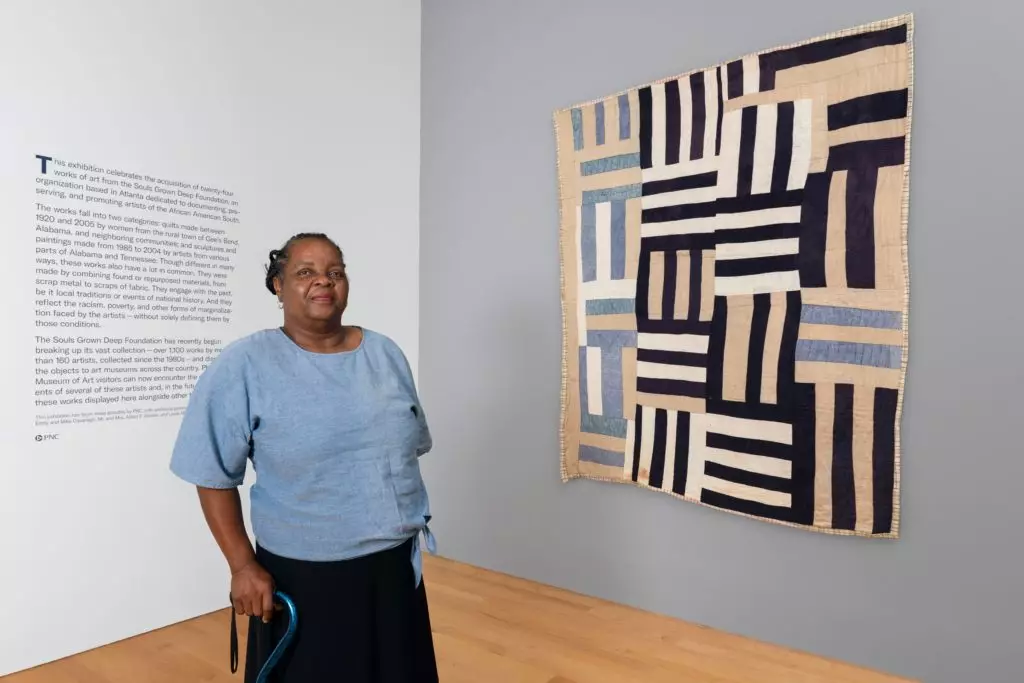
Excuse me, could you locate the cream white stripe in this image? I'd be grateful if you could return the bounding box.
[704,447,792,478]
[663,410,678,492]
[717,109,742,198]
[641,217,716,237]
[595,201,612,281]
[651,84,666,168]
[586,346,603,416]
[704,476,791,507]
[580,279,637,300]
[703,68,718,159]
[742,55,759,95]
[642,156,718,182]
[715,271,801,296]
[788,98,813,190]
[751,103,777,194]
[679,76,692,164]
[704,412,792,444]
[639,405,656,478]
[685,414,709,499]
[575,206,586,340]
[638,332,709,353]
[640,185,719,209]
[716,237,800,260]
[636,361,707,382]
[716,205,801,230]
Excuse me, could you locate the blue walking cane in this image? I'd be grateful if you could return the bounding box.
[230,591,299,682]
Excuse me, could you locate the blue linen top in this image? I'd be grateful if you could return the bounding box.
[169,327,435,585]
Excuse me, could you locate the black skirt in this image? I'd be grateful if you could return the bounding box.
[238,537,439,683]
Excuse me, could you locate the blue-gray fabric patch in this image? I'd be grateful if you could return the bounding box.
[800,304,902,329]
[796,340,901,369]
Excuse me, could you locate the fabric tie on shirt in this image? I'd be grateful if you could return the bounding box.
[410,523,437,587]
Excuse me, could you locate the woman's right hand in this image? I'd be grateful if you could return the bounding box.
[231,561,276,623]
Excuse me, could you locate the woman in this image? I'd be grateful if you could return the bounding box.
[170,232,438,682]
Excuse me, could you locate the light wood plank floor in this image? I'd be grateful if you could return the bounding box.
[5,556,914,683]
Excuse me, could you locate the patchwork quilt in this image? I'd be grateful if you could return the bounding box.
[554,15,912,537]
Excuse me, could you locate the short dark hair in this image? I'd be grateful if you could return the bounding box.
[264,232,344,295]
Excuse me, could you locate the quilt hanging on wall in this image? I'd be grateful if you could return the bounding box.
[554,14,912,538]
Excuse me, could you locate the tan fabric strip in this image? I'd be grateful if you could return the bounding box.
[796,361,901,389]
[814,383,835,527]
[579,431,627,453]
[605,95,620,147]
[575,137,637,162]
[579,167,641,193]
[648,251,665,320]
[582,102,599,149]
[674,251,691,320]
[587,314,636,331]
[826,170,848,287]
[625,199,641,279]
[578,460,627,481]
[853,386,875,534]
[554,109,583,476]
[874,165,904,291]
[722,296,753,402]
[775,44,907,89]
[635,392,706,414]
[700,251,716,320]
[828,118,906,147]
[622,347,637,419]
[828,57,909,108]
[799,323,902,346]
[760,292,787,404]
[800,287,903,311]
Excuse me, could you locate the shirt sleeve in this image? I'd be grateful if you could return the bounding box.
[169,348,254,488]
[414,398,433,457]
[388,336,433,457]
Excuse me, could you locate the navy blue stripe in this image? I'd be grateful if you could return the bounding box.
[714,222,802,245]
[872,388,898,534]
[706,433,790,461]
[828,137,905,171]
[760,24,907,91]
[701,489,794,522]
[642,171,717,196]
[665,79,681,166]
[828,89,908,130]
[639,87,653,169]
[715,254,798,278]
[636,348,706,367]
[831,384,856,530]
[642,200,717,224]
[690,70,706,160]
[705,461,790,493]
[636,377,704,398]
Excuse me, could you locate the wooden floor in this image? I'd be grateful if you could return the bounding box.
[6,556,913,683]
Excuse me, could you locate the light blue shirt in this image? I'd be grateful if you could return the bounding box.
[169,327,435,585]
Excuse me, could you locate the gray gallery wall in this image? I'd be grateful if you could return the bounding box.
[419,2,1023,681]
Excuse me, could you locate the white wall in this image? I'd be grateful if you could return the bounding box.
[0,0,421,675]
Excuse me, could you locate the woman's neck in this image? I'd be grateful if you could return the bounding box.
[281,320,360,354]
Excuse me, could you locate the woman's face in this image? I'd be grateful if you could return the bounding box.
[274,238,348,324]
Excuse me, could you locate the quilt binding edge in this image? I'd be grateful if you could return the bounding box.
[552,12,913,540]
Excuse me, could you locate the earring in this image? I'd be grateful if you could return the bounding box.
[278,300,283,309]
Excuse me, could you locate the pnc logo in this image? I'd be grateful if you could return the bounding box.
[35,433,59,442]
